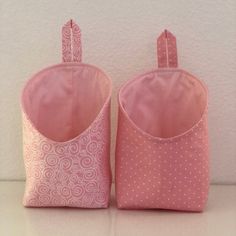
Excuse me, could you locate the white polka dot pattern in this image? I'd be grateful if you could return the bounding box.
[116,105,209,212]
[116,30,209,212]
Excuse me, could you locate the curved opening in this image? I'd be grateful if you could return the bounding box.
[22,64,111,142]
[120,69,207,138]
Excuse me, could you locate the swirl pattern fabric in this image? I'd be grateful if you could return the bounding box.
[22,103,111,208]
[21,20,112,208]
[62,20,82,63]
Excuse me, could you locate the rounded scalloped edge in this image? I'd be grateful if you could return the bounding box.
[118,68,208,143]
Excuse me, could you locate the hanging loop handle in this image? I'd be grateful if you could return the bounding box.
[157,29,178,68]
[62,19,82,63]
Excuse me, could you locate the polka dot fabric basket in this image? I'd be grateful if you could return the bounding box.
[116,30,209,212]
[21,20,112,208]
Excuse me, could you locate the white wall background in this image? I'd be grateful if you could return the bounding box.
[0,0,235,184]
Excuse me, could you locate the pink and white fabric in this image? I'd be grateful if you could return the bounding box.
[21,20,112,208]
[115,30,209,212]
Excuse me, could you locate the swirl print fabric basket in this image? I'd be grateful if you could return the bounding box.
[21,20,112,208]
[116,30,209,212]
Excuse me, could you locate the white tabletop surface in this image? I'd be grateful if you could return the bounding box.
[0,182,235,236]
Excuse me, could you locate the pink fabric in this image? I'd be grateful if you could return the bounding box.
[21,20,112,208]
[22,64,111,142]
[115,30,209,212]
[157,30,178,68]
[62,20,82,63]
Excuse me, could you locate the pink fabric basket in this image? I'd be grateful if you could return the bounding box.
[21,20,112,208]
[116,30,209,212]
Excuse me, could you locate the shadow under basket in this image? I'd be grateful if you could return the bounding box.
[21,20,112,208]
[115,30,209,212]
